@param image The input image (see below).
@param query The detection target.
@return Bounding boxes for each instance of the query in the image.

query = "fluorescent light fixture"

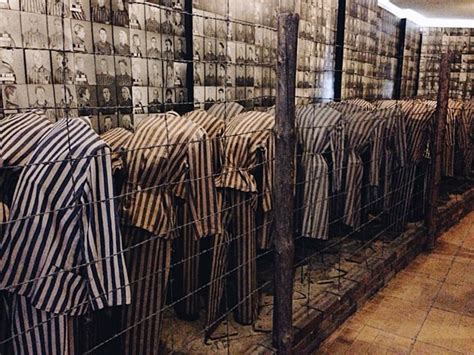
[378,0,474,28]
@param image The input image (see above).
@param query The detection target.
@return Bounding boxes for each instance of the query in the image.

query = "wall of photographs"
[418,28,474,99]
[0,0,190,133]
[342,0,400,100]
[192,0,278,110]
[400,20,421,98]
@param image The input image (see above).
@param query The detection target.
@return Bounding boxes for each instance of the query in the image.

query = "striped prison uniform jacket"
[388,101,435,231]
[208,111,274,329]
[295,105,344,240]
[375,106,407,214]
[339,109,382,228]
[207,102,245,123]
[171,109,225,319]
[120,113,221,355]
[21,0,45,13]
[442,100,463,177]
[0,117,131,355]
[100,128,133,175]
[0,110,53,355]
[345,98,376,111]
[457,100,474,176]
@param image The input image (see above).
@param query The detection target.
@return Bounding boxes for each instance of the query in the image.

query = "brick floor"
[315,211,474,354]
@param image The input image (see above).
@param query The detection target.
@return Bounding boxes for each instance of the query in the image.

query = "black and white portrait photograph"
[114,27,130,55]
[0,10,21,48]
[173,11,185,37]
[164,60,174,87]
[54,84,79,118]
[72,20,93,52]
[21,13,48,49]
[132,57,147,86]
[48,0,70,17]
[112,0,128,26]
[193,36,203,61]
[117,85,132,113]
[98,113,118,133]
[236,42,246,64]
[194,62,203,86]
[96,55,115,85]
[76,84,97,116]
[28,84,57,121]
[204,62,216,86]
[204,38,216,61]
[74,53,96,84]
[130,29,145,57]
[147,34,161,58]
[148,60,163,87]
[52,51,75,85]
[129,2,144,30]
[145,6,160,32]
[163,87,174,105]
[174,37,186,60]
[173,62,186,87]
[193,86,204,106]
[160,8,173,35]
[91,0,111,24]
[93,23,114,54]
[215,17,227,39]
[203,13,215,38]
[205,86,216,104]
[119,112,134,131]
[98,85,116,114]
[235,64,245,86]
[26,50,51,85]
[216,87,225,103]
[3,84,28,114]
[162,35,174,61]
[0,0,19,10]
[48,16,73,51]
[132,86,147,114]
[193,10,203,36]
[175,87,186,105]
[0,49,25,84]
[115,56,132,86]
[148,86,162,113]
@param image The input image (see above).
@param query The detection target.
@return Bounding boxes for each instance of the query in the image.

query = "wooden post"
[273,12,299,355]
[425,52,451,250]
[394,18,407,100]
[334,0,346,101]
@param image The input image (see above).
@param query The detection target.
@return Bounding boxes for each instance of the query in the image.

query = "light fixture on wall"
[378,0,474,28]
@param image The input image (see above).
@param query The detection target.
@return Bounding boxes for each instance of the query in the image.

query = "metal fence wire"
[0,1,473,355]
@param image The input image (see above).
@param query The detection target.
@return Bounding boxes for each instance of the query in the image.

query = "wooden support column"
[394,18,407,99]
[425,52,451,250]
[334,0,346,101]
[273,12,299,355]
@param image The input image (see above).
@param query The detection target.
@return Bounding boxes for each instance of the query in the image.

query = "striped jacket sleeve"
[186,129,221,239]
[82,147,131,310]
[260,132,274,214]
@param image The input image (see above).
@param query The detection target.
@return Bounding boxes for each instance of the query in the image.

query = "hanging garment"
[208,111,274,328]
[389,101,435,230]
[346,98,376,111]
[375,106,407,214]
[0,117,131,354]
[121,112,221,354]
[172,110,225,319]
[339,110,382,228]
[100,128,133,174]
[296,105,344,240]
[207,102,245,122]
[443,100,463,177]
[457,100,474,176]
[0,110,53,355]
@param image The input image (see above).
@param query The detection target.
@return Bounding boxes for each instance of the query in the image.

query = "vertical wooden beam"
[334,0,346,101]
[425,52,451,250]
[394,18,407,99]
[273,11,299,355]
[415,31,423,97]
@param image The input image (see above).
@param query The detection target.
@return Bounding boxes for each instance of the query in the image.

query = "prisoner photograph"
[145,6,161,33]
[98,85,116,114]
[132,86,147,114]
[132,57,147,86]
[129,2,144,30]
[119,113,134,131]
[147,35,162,58]
[99,113,118,133]
[74,53,96,85]
[72,20,92,52]
[26,49,51,84]
[118,85,132,113]
[94,24,114,54]
[162,36,174,60]
[148,60,163,87]
[130,30,145,57]
[96,55,115,85]
[174,37,186,60]
[112,0,128,27]
[48,17,73,51]
[0,49,25,84]
[71,0,89,20]
[115,56,132,86]
[114,27,130,56]
[0,10,21,48]
[91,0,111,24]
[21,13,48,49]
[76,84,97,116]
[28,84,57,121]
[52,51,75,85]
[148,86,162,113]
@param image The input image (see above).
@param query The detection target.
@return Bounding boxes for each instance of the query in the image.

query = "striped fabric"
[0,117,130,353]
[346,98,376,111]
[457,100,474,176]
[0,110,53,168]
[21,0,45,13]
[172,110,225,319]
[207,102,245,123]
[122,112,221,350]
[208,111,274,328]
[296,105,344,240]
[100,128,133,174]
[338,110,381,228]
[443,100,463,177]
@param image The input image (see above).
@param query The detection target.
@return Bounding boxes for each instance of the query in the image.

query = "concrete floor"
[316,211,474,354]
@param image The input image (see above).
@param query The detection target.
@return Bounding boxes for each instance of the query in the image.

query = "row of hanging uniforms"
[0,111,131,355]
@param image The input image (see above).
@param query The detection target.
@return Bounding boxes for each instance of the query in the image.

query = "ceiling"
[390,0,474,20]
